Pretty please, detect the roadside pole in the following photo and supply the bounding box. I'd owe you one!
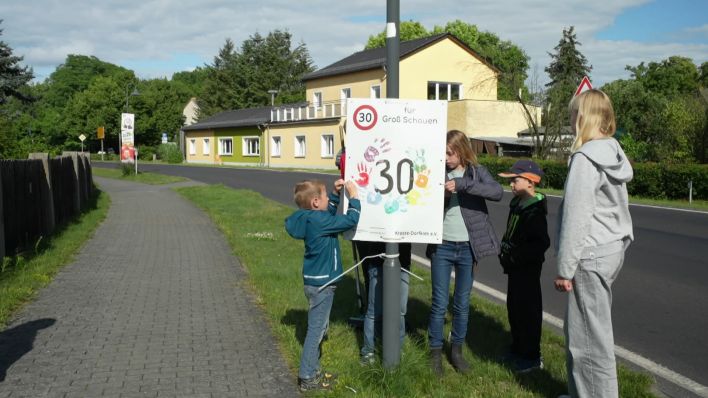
[382,0,401,369]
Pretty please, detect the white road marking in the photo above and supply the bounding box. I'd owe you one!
[411,253,708,397]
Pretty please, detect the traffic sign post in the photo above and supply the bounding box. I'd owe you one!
[79,134,86,153]
[97,126,105,160]
[575,76,593,96]
[384,0,400,369]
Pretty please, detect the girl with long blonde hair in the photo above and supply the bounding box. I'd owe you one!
[555,89,633,398]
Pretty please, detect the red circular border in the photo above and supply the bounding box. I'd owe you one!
[352,105,378,131]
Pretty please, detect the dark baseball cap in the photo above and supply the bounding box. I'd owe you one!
[498,160,544,183]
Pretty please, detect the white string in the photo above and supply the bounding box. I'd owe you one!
[317,252,423,291]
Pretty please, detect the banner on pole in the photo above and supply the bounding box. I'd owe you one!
[121,113,136,162]
[345,98,446,244]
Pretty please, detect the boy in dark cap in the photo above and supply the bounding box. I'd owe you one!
[498,160,550,373]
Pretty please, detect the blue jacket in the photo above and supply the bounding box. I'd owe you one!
[285,193,361,286]
[450,164,504,260]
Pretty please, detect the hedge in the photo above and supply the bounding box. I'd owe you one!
[478,156,708,200]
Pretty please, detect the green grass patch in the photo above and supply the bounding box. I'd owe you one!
[0,190,110,327]
[92,166,186,185]
[175,184,656,397]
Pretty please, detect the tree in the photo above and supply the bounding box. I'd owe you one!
[365,20,530,101]
[198,31,314,119]
[197,39,240,118]
[700,62,708,88]
[627,56,700,97]
[544,26,592,155]
[0,20,33,104]
[365,21,429,49]
[42,54,133,108]
[236,30,314,107]
[132,78,187,146]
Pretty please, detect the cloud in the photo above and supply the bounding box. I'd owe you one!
[0,0,705,87]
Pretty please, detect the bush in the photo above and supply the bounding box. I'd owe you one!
[630,163,665,198]
[138,146,156,161]
[157,143,183,164]
[479,156,708,200]
[120,162,134,176]
[661,163,708,200]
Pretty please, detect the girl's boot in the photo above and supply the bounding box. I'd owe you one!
[450,343,471,374]
[430,348,443,376]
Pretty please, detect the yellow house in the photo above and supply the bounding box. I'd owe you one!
[183,33,539,167]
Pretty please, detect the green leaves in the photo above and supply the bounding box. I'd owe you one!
[198,30,314,119]
[365,20,530,101]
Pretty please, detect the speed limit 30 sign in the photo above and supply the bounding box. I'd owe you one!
[353,104,378,131]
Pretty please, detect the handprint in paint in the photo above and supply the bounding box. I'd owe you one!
[415,169,430,188]
[363,138,391,162]
[355,162,372,187]
[367,190,383,205]
[384,196,408,214]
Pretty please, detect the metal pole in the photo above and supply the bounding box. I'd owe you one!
[382,0,401,369]
[689,180,693,205]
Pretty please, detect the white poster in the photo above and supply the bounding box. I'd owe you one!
[345,98,447,244]
[121,113,135,146]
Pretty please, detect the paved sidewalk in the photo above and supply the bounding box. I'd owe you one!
[0,177,299,397]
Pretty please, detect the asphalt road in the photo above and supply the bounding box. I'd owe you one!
[96,162,708,392]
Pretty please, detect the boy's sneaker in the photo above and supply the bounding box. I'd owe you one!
[359,352,376,366]
[512,357,544,374]
[298,375,332,392]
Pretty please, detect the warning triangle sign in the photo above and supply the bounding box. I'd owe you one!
[574,76,593,96]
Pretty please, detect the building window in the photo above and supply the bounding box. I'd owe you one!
[427,82,462,100]
[294,135,306,158]
[189,139,196,155]
[271,136,281,157]
[371,85,381,98]
[341,88,351,101]
[313,92,322,108]
[203,138,210,155]
[321,134,334,158]
[218,137,233,155]
[242,137,260,156]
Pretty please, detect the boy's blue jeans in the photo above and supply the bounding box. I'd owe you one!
[299,285,336,380]
[428,241,475,349]
[361,265,409,356]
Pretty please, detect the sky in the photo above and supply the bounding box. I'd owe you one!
[1,0,706,89]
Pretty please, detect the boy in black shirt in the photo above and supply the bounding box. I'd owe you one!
[498,160,550,373]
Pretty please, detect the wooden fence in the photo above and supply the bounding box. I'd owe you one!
[0,152,93,259]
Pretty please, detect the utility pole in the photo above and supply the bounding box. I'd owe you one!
[382,0,401,369]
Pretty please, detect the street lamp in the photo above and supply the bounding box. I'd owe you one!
[125,84,140,112]
[268,89,278,106]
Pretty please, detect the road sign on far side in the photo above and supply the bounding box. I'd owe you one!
[575,76,593,96]
[79,134,86,142]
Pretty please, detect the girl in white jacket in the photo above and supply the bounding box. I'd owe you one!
[555,89,633,398]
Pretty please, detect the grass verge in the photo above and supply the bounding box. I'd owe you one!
[92,167,186,184]
[0,190,110,327]
[175,184,656,398]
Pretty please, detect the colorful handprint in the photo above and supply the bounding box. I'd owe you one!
[406,190,422,205]
[355,162,371,187]
[364,138,391,162]
[367,190,383,205]
[415,169,430,188]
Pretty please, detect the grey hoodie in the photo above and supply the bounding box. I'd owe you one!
[556,138,634,279]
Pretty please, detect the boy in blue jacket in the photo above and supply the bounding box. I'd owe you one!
[285,179,360,392]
